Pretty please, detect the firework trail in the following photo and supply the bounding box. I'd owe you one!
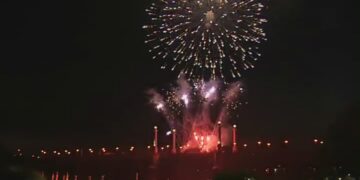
[147,76,246,152]
[143,0,267,81]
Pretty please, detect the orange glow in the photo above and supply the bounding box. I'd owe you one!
[182,130,218,153]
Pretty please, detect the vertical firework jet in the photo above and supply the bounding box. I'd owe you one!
[147,76,245,152]
[143,0,267,81]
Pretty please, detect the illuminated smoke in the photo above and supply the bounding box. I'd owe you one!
[147,78,245,152]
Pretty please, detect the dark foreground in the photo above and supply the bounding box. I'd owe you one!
[12,147,359,180]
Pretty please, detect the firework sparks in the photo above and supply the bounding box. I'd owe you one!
[166,130,172,136]
[156,103,164,110]
[148,77,246,152]
[181,94,189,107]
[204,86,216,99]
[143,0,267,80]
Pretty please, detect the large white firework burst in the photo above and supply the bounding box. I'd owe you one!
[143,0,267,80]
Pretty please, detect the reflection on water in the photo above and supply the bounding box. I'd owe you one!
[48,172,107,180]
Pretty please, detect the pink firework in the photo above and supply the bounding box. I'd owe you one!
[148,77,246,152]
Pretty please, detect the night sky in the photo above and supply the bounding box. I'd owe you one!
[1,0,359,150]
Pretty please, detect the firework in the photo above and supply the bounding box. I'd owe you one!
[147,77,246,152]
[143,0,267,80]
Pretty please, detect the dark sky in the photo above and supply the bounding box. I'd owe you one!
[1,0,359,150]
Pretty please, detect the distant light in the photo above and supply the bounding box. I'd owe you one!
[17,149,21,152]
[243,144,248,148]
[129,146,135,152]
[101,148,106,152]
[320,141,324,145]
[233,124,237,128]
[267,143,271,147]
[217,121,222,125]
[147,146,151,149]
[314,139,319,143]
[115,147,119,151]
[257,141,262,145]
[76,149,80,152]
[265,168,270,173]
[166,145,170,148]
[284,140,289,144]
[274,168,278,173]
